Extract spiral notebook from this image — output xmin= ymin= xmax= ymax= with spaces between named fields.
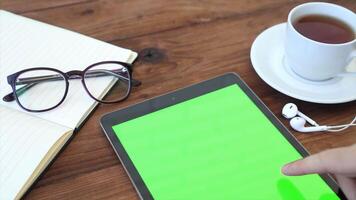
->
xmin=0 ymin=10 xmax=137 ymax=200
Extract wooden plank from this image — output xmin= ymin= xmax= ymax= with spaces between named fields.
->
xmin=4 ymin=0 xmax=315 ymax=42
xmin=0 ymin=0 xmax=93 ymax=13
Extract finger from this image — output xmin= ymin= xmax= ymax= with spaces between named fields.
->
xmin=282 ymin=145 xmax=356 ymax=176
xmin=334 ymin=175 xmax=356 ymax=200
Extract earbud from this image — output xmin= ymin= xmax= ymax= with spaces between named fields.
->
xmin=282 ymin=103 xmax=319 ymax=126
xmin=290 ymin=117 xmax=327 ymax=133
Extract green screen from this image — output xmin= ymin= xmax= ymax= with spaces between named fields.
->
xmin=112 ymin=84 xmax=339 ymax=200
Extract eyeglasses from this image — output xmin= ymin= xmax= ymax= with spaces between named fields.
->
xmin=2 ymin=61 xmax=141 ymax=112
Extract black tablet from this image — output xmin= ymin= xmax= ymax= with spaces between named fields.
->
xmin=100 ymin=73 xmax=345 ymax=200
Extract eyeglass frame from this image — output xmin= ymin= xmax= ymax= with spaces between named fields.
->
xmin=3 ymin=61 xmax=140 ymax=112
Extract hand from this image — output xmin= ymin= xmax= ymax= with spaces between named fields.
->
xmin=282 ymin=144 xmax=356 ymax=200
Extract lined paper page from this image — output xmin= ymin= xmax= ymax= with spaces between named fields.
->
xmin=0 ymin=10 xmax=137 ymax=129
xmin=0 ymin=106 xmax=72 ymax=200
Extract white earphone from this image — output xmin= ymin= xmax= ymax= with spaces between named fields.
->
xmin=282 ymin=103 xmax=356 ymax=133
xmin=290 ymin=117 xmax=327 ymax=132
xmin=282 ymin=103 xmax=319 ymax=126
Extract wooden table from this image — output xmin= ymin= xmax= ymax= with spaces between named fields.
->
xmin=1 ymin=0 xmax=355 ymax=199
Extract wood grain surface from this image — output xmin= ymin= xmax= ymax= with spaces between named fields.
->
xmin=1 ymin=0 xmax=355 ymax=199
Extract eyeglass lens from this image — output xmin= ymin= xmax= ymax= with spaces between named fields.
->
xmin=15 ymin=69 xmax=67 ymax=111
xmin=84 ymin=63 xmax=130 ymax=103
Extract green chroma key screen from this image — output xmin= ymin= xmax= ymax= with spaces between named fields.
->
xmin=112 ymin=84 xmax=339 ymax=200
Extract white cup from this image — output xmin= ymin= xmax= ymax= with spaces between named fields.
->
xmin=285 ymin=2 xmax=356 ymax=81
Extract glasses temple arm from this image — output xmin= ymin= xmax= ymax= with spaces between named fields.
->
xmin=3 ymin=83 xmax=36 ymax=102
xmin=15 ymin=69 xmax=140 ymax=85
xmin=81 ymin=69 xmax=141 ymax=86
xmin=3 ymin=74 xmax=66 ymax=102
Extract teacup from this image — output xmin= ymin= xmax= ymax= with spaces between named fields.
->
xmin=285 ymin=2 xmax=356 ymax=81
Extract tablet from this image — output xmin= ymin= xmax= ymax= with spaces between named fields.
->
xmin=100 ymin=73 xmax=345 ymax=200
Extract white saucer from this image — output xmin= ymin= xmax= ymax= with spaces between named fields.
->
xmin=250 ymin=23 xmax=356 ymax=104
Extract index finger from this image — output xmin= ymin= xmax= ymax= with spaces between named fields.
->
xmin=282 ymin=145 xmax=356 ymax=176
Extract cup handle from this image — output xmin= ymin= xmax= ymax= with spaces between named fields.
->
xmin=337 ymin=50 xmax=356 ymax=77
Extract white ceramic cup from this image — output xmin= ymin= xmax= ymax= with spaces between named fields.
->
xmin=285 ymin=2 xmax=356 ymax=81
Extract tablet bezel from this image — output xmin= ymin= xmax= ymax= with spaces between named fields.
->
xmin=100 ymin=73 xmax=345 ymax=200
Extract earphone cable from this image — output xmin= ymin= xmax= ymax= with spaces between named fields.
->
xmin=327 ymin=116 xmax=356 ymax=132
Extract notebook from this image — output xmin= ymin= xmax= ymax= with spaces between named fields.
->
xmin=0 ymin=10 xmax=137 ymax=200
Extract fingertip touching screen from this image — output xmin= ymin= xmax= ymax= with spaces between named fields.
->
xmin=112 ymin=84 xmax=339 ymax=200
